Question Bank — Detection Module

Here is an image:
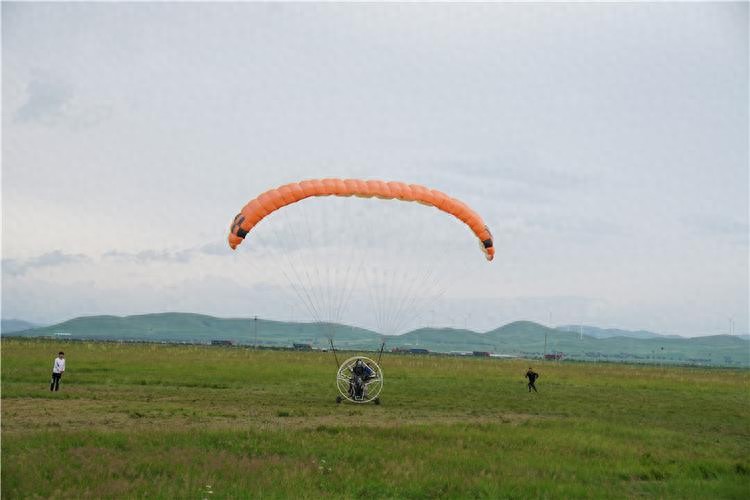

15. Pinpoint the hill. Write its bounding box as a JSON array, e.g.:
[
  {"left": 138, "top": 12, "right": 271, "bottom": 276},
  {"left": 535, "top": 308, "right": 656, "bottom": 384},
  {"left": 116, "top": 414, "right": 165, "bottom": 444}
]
[
  {"left": 9, "top": 313, "right": 749, "bottom": 367},
  {"left": 1, "top": 319, "right": 40, "bottom": 334},
  {"left": 8, "top": 312, "right": 381, "bottom": 349},
  {"left": 556, "top": 324, "right": 682, "bottom": 339}
]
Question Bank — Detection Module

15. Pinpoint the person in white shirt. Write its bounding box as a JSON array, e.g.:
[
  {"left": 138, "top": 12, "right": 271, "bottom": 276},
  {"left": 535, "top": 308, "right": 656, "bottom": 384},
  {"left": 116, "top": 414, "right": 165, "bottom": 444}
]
[{"left": 50, "top": 351, "right": 65, "bottom": 391}]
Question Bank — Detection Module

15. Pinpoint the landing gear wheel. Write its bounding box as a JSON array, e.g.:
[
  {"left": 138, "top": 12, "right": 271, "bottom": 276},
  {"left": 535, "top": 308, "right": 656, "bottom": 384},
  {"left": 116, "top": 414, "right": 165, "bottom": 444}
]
[
  {"left": 336, "top": 395, "right": 343, "bottom": 404},
  {"left": 335, "top": 356, "right": 383, "bottom": 404}
]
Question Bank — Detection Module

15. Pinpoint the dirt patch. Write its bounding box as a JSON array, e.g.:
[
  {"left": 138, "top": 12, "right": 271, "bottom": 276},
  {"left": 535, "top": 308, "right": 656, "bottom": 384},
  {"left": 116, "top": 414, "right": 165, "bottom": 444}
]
[{"left": 2, "top": 395, "right": 544, "bottom": 436}]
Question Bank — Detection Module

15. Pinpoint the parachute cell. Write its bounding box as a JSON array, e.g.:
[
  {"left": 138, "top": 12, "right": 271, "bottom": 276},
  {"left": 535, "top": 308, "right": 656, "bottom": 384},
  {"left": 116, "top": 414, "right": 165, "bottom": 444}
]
[{"left": 228, "top": 178, "right": 495, "bottom": 261}]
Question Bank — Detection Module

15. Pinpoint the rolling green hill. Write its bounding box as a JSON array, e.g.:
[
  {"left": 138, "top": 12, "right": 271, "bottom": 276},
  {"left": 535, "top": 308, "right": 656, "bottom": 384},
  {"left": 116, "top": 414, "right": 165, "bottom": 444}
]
[
  {"left": 9, "top": 313, "right": 381, "bottom": 349},
  {"left": 556, "top": 324, "right": 680, "bottom": 339},
  {"left": 8, "top": 313, "right": 749, "bottom": 367},
  {"left": 1, "top": 319, "right": 40, "bottom": 334}
]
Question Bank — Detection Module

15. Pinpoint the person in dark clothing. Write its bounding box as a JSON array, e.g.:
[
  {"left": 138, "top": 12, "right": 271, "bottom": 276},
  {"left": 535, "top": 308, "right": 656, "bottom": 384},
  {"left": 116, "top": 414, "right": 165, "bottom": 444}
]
[
  {"left": 525, "top": 367, "right": 539, "bottom": 393},
  {"left": 351, "top": 359, "right": 374, "bottom": 379},
  {"left": 349, "top": 359, "right": 375, "bottom": 400}
]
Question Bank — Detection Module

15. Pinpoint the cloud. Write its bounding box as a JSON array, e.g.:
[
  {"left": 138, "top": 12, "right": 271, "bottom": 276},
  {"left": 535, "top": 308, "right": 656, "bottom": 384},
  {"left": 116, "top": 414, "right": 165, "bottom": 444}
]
[
  {"left": 0, "top": 273, "right": 299, "bottom": 325},
  {"left": 197, "top": 241, "right": 233, "bottom": 256},
  {"left": 13, "top": 72, "right": 73, "bottom": 124},
  {"left": 2, "top": 250, "right": 91, "bottom": 276},
  {"left": 101, "top": 240, "right": 243, "bottom": 264},
  {"left": 11, "top": 70, "right": 113, "bottom": 129},
  {"left": 683, "top": 213, "right": 749, "bottom": 245},
  {"left": 528, "top": 213, "right": 625, "bottom": 238},
  {"left": 2, "top": 243, "right": 227, "bottom": 278},
  {"left": 432, "top": 159, "right": 590, "bottom": 192},
  {"left": 102, "top": 248, "right": 193, "bottom": 264}
]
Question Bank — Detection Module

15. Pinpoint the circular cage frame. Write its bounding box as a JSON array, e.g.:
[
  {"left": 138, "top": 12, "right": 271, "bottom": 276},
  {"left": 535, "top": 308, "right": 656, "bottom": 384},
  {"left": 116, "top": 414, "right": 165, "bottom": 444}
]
[{"left": 335, "top": 356, "right": 383, "bottom": 404}]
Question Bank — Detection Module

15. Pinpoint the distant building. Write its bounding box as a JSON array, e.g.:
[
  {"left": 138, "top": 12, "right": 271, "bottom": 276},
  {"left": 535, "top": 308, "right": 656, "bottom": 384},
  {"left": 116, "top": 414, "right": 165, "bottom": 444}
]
[
  {"left": 472, "top": 351, "right": 491, "bottom": 357},
  {"left": 211, "top": 340, "right": 234, "bottom": 346},
  {"left": 54, "top": 332, "right": 72, "bottom": 337},
  {"left": 293, "top": 343, "right": 312, "bottom": 350},
  {"left": 544, "top": 353, "right": 563, "bottom": 360},
  {"left": 391, "top": 347, "right": 429, "bottom": 354}
]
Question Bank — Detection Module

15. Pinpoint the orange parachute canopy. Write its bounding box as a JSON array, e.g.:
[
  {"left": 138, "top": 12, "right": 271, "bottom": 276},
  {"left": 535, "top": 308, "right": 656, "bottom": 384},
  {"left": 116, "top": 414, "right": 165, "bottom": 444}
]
[{"left": 228, "top": 178, "right": 494, "bottom": 261}]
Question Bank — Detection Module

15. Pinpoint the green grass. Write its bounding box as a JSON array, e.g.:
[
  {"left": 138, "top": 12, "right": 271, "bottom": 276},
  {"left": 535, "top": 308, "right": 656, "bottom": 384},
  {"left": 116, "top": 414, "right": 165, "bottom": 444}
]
[{"left": 2, "top": 338, "right": 749, "bottom": 498}]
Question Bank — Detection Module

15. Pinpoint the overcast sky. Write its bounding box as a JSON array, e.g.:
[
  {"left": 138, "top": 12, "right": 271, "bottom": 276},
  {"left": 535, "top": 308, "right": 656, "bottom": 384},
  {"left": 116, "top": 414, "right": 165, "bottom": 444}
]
[{"left": 2, "top": 2, "right": 748, "bottom": 337}]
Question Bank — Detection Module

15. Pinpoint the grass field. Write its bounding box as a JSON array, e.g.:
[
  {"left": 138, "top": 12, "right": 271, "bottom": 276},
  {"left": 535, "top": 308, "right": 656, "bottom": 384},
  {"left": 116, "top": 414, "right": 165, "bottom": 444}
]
[{"left": 2, "top": 338, "right": 749, "bottom": 498}]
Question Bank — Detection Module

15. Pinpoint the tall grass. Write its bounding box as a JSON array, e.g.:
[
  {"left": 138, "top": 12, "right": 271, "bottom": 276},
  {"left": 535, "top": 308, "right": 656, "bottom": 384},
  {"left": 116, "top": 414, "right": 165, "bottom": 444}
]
[{"left": 2, "top": 339, "right": 748, "bottom": 498}]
